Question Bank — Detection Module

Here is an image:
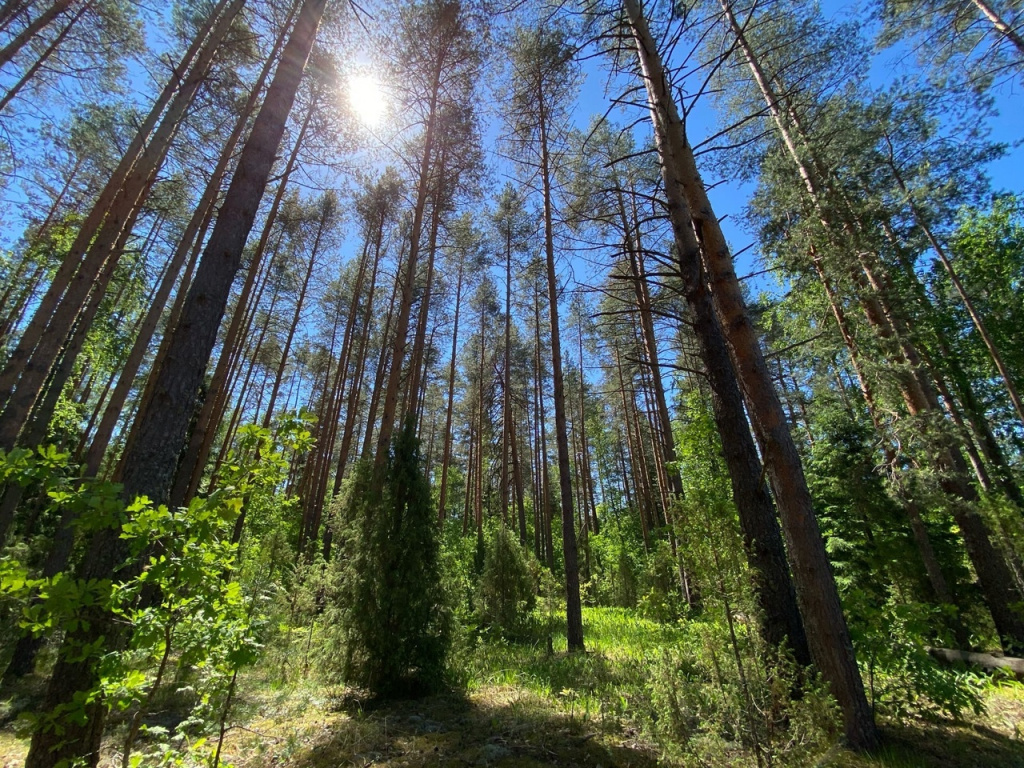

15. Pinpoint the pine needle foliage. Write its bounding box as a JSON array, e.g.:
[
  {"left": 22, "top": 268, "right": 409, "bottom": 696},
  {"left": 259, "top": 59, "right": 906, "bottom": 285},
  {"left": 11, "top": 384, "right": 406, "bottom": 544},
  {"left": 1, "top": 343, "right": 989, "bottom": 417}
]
[
  {"left": 336, "top": 415, "right": 451, "bottom": 697},
  {"left": 477, "top": 524, "right": 537, "bottom": 638}
]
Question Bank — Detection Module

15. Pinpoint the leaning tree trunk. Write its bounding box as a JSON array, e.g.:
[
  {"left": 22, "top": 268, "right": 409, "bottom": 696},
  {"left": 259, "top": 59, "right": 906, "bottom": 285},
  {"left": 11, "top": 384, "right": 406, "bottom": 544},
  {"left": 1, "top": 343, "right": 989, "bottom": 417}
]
[
  {"left": 0, "top": 0, "right": 244, "bottom": 452},
  {"left": 172, "top": 97, "right": 315, "bottom": 505},
  {"left": 721, "top": 0, "right": 1024, "bottom": 653},
  {"left": 23, "top": 2, "right": 328, "bottom": 765},
  {"left": 0, "top": 0, "right": 75, "bottom": 70},
  {"left": 78, "top": 20, "right": 289, "bottom": 475},
  {"left": 623, "top": 0, "right": 877, "bottom": 749},
  {"left": 886, "top": 152, "right": 1024, "bottom": 428},
  {"left": 685, "top": 258, "right": 812, "bottom": 666},
  {"left": 0, "top": 3, "right": 86, "bottom": 114},
  {"left": 970, "top": 0, "right": 1024, "bottom": 56}
]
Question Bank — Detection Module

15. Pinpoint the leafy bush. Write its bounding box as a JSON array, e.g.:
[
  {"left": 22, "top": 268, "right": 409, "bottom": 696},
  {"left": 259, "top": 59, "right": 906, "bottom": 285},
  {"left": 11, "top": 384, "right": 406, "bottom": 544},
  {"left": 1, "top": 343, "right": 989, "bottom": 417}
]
[
  {"left": 851, "top": 595, "right": 984, "bottom": 720},
  {"left": 637, "top": 540, "right": 687, "bottom": 622},
  {"left": 584, "top": 515, "right": 640, "bottom": 609},
  {"left": 0, "top": 419, "right": 309, "bottom": 766}
]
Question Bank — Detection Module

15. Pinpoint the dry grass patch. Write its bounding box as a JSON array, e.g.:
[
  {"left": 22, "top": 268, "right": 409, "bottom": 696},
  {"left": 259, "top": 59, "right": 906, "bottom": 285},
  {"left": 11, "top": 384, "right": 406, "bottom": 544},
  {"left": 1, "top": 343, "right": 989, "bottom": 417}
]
[{"left": 215, "top": 682, "right": 660, "bottom": 768}]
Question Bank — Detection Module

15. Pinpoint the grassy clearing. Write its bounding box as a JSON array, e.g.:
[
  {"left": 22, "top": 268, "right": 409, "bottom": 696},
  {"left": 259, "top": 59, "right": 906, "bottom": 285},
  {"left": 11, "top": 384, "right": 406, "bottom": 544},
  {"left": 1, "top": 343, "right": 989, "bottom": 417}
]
[{"left": 1, "top": 607, "right": 1023, "bottom": 766}]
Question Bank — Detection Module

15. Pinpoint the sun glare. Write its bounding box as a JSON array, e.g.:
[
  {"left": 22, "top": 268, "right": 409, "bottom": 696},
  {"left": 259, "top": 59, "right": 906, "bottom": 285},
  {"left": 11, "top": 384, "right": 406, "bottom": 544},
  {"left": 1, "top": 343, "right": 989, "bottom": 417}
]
[{"left": 348, "top": 74, "right": 386, "bottom": 127}]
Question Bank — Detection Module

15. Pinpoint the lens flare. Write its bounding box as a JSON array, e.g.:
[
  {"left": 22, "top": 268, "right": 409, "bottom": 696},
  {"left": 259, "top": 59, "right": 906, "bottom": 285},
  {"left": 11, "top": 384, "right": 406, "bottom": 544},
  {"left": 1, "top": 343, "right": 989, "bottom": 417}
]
[{"left": 348, "top": 74, "right": 386, "bottom": 127}]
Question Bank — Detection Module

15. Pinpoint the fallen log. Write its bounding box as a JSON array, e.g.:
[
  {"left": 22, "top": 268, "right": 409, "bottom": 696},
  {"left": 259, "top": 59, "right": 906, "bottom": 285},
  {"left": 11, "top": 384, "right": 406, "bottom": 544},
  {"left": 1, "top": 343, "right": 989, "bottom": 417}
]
[{"left": 927, "top": 647, "right": 1024, "bottom": 678}]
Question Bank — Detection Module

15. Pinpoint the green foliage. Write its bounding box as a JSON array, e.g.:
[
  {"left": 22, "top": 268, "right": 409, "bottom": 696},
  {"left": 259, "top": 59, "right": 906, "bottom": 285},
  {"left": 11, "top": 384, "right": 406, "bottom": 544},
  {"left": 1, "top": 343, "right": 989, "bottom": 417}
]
[
  {"left": 648, "top": 625, "right": 838, "bottom": 767},
  {"left": 805, "top": 407, "right": 925, "bottom": 598},
  {"left": 583, "top": 514, "right": 641, "bottom": 609},
  {"left": 0, "top": 419, "right": 309, "bottom": 764},
  {"left": 938, "top": 195, "right": 1024, "bottom": 428},
  {"left": 230, "top": 412, "right": 314, "bottom": 582},
  {"left": 851, "top": 595, "right": 985, "bottom": 720},
  {"left": 438, "top": 518, "right": 478, "bottom": 623},
  {"left": 333, "top": 417, "right": 451, "bottom": 696},
  {"left": 477, "top": 525, "right": 537, "bottom": 638},
  {"left": 636, "top": 540, "right": 687, "bottom": 623}
]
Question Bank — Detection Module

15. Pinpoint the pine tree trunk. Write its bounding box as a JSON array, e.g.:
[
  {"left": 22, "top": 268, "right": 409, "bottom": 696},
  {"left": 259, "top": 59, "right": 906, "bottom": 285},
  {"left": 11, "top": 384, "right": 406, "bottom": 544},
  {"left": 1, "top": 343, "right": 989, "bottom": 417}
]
[
  {"left": 24, "top": 5, "right": 327, "bottom": 764},
  {"left": 510, "top": 411, "right": 528, "bottom": 543},
  {"left": 618, "top": 350, "right": 654, "bottom": 546},
  {"left": 537, "top": 76, "right": 584, "bottom": 651},
  {"left": 723, "top": 0, "right": 1024, "bottom": 652},
  {"left": 406, "top": 159, "right": 446, "bottom": 421},
  {"left": 172, "top": 98, "right": 315, "bottom": 504},
  {"left": 437, "top": 256, "right": 464, "bottom": 522},
  {"left": 475, "top": 304, "right": 487, "bottom": 534},
  {"left": 0, "top": 0, "right": 31, "bottom": 32},
  {"left": 334, "top": 223, "right": 385, "bottom": 481},
  {"left": 502, "top": 226, "right": 514, "bottom": 530},
  {"left": 263, "top": 203, "right": 329, "bottom": 431},
  {"left": 374, "top": 51, "right": 445, "bottom": 463},
  {"left": 0, "top": 0, "right": 245, "bottom": 451},
  {"left": 84, "top": 148, "right": 223, "bottom": 474},
  {"left": 0, "top": 0, "right": 74, "bottom": 70},
  {"left": 362, "top": 242, "right": 405, "bottom": 458},
  {"left": 887, "top": 153, "right": 1024, "bottom": 427},
  {"left": 971, "top": 0, "right": 1024, "bottom": 56},
  {"left": 620, "top": 189, "right": 684, "bottom": 503},
  {"left": 685, "top": 256, "right": 812, "bottom": 665},
  {"left": 535, "top": 284, "right": 555, "bottom": 568},
  {"left": 0, "top": 3, "right": 85, "bottom": 114},
  {"left": 576, "top": 322, "right": 598, "bottom": 535},
  {"left": 0, "top": 0, "right": 225, "bottom": 417},
  {"left": 625, "top": 0, "right": 876, "bottom": 748}
]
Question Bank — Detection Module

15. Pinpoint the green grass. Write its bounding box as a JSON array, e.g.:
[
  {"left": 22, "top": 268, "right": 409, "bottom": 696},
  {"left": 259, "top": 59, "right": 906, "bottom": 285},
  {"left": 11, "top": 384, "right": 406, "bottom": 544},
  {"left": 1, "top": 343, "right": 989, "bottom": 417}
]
[
  {"left": 461, "top": 607, "right": 1024, "bottom": 768},
  {"left": 2, "top": 607, "right": 1023, "bottom": 766}
]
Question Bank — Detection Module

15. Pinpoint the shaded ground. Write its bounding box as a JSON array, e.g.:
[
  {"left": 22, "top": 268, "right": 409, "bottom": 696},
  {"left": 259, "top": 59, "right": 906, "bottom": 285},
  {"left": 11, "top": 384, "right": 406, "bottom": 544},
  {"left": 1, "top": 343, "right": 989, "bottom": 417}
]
[
  {"left": 830, "top": 682, "right": 1024, "bottom": 768},
  {"left": 1, "top": 675, "right": 1023, "bottom": 767},
  {"left": 215, "top": 685, "right": 659, "bottom": 767},
  {"left": 2, "top": 611, "right": 1023, "bottom": 768}
]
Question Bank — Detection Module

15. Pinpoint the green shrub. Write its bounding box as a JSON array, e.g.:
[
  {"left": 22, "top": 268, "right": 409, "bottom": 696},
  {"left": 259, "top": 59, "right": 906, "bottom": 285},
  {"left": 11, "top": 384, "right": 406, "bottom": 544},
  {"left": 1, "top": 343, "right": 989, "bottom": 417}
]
[
  {"left": 648, "top": 621, "right": 839, "bottom": 766},
  {"left": 477, "top": 525, "right": 537, "bottom": 638},
  {"left": 584, "top": 516, "right": 641, "bottom": 609},
  {"left": 850, "top": 595, "right": 984, "bottom": 720},
  {"left": 334, "top": 417, "right": 451, "bottom": 696},
  {"left": 637, "top": 540, "right": 687, "bottom": 622}
]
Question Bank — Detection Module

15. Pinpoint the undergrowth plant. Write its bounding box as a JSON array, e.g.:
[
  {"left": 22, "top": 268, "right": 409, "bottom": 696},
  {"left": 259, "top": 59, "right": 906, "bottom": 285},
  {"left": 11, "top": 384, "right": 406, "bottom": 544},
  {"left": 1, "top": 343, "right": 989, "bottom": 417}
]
[
  {"left": 0, "top": 417, "right": 310, "bottom": 767},
  {"left": 331, "top": 416, "right": 452, "bottom": 696},
  {"left": 477, "top": 524, "right": 538, "bottom": 638}
]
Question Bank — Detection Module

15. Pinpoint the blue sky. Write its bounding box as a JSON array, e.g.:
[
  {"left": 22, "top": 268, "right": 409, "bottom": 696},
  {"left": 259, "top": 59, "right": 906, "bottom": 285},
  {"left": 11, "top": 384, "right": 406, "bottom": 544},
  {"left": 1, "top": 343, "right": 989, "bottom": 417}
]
[{"left": 560, "top": 0, "right": 1022, "bottom": 295}]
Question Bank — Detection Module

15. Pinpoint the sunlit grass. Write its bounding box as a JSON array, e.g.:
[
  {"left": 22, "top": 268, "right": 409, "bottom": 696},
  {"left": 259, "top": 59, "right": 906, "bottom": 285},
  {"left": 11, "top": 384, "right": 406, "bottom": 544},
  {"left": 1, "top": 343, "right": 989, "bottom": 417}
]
[{"left": 3, "top": 608, "right": 1022, "bottom": 766}]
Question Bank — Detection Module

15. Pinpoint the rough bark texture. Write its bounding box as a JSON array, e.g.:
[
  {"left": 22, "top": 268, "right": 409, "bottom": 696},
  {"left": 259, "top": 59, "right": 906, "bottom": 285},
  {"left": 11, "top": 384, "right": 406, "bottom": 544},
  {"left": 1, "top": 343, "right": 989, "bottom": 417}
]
[
  {"left": 686, "top": 264, "right": 812, "bottom": 666},
  {"left": 623, "top": 0, "right": 876, "bottom": 749},
  {"left": 24, "top": 2, "right": 327, "bottom": 764},
  {"left": 0, "top": 0, "right": 244, "bottom": 451}
]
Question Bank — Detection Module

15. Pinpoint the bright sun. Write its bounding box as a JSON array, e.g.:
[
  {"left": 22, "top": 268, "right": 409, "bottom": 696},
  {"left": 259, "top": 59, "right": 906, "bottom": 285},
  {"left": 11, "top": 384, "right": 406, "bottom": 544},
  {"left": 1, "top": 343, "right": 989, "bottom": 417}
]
[{"left": 348, "top": 74, "right": 386, "bottom": 127}]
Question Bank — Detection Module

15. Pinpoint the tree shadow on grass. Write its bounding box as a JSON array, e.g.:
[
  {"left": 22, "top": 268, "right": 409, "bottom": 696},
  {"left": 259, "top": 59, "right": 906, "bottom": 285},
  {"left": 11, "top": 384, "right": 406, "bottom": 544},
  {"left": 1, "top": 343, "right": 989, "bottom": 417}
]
[
  {"left": 241, "top": 688, "right": 659, "bottom": 768},
  {"left": 875, "top": 720, "right": 1024, "bottom": 768},
  {"left": 824, "top": 719, "right": 1024, "bottom": 768}
]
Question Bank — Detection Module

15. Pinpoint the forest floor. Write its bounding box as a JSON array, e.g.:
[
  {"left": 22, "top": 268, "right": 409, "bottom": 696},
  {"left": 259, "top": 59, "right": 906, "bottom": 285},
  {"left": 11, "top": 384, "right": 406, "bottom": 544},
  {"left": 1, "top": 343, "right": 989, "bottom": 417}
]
[{"left": 1, "top": 608, "right": 1023, "bottom": 766}]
